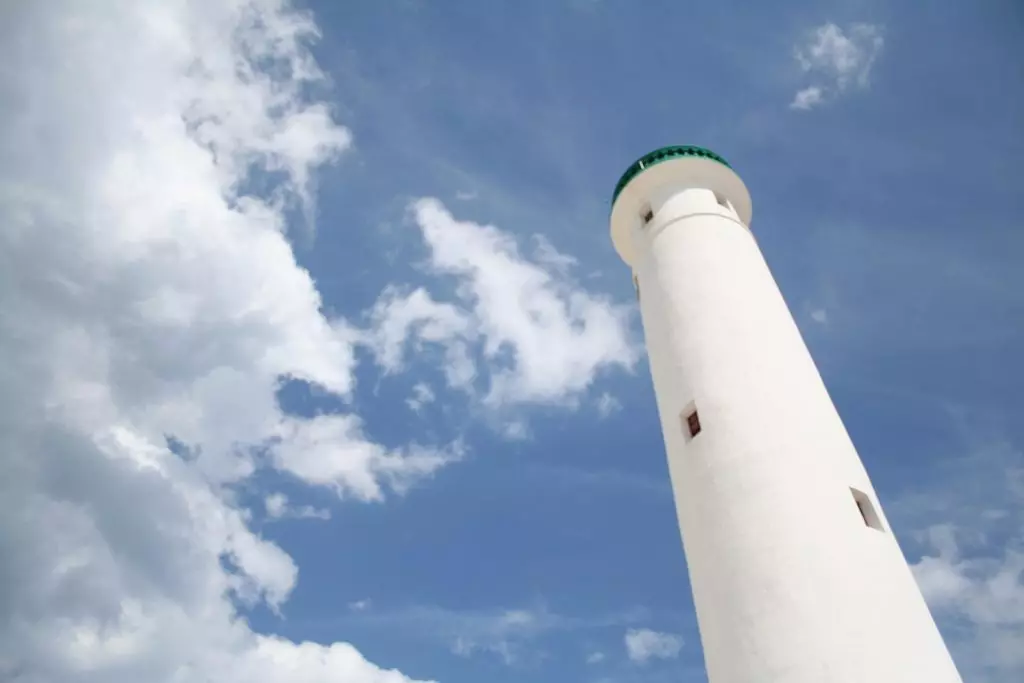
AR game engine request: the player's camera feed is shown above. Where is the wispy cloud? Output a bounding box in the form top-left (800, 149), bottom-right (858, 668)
top-left (449, 609), bottom-right (542, 665)
top-left (327, 603), bottom-right (647, 667)
top-left (790, 23), bottom-right (884, 110)
top-left (406, 382), bottom-right (436, 413)
top-left (596, 392), bottom-right (623, 417)
top-left (624, 628), bottom-right (683, 664)
top-left (272, 415), bottom-right (464, 501)
top-left (503, 419), bottom-right (532, 441)
top-left (348, 599), bottom-right (373, 612)
top-left (809, 308), bottom-right (829, 325)
top-left (264, 493), bottom-right (331, 521)
top-left (791, 86), bottom-right (824, 111)
top-left (890, 421), bottom-right (1024, 682)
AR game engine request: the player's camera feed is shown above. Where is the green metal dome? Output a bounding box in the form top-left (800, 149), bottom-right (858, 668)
top-left (611, 145), bottom-right (732, 206)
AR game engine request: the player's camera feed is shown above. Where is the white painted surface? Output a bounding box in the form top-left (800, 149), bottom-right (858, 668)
top-left (611, 159), bottom-right (962, 682)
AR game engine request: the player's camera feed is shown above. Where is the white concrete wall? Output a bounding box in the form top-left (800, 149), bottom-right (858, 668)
top-left (627, 183), bottom-right (962, 682)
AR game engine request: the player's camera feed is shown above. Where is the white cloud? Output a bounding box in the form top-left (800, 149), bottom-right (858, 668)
top-left (790, 86), bottom-right (825, 111)
top-left (895, 433), bottom-right (1024, 681)
top-left (810, 308), bottom-right (829, 324)
top-left (790, 23), bottom-right (883, 109)
top-left (265, 493), bottom-right (290, 519)
top-left (0, 2), bottom-right (640, 681)
top-left (350, 599), bottom-right (373, 612)
top-left (624, 628), bottom-right (682, 664)
top-left (368, 199), bottom-right (638, 409)
top-left (272, 415), bottom-right (462, 501)
top-left (264, 493), bottom-right (331, 521)
top-left (585, 651), bottom-right (606, 664)
top-left (502, 420), bottom-right (531, 441)
top-left (0, 1), bottom-right (438, 681)
top-left (913, 532), bottom-right (1024, 678)
top-left (595, 392), bottom-right (622, 417)
top-left (407, 382), bottom-right (437, 413)
top-left (367, 287), bottom-right (473, 377)
top-left (532, 234), bottom-right (578, 274)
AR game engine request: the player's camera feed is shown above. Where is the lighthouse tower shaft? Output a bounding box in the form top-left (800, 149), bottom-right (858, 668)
top-left (610, 147), bottom-right (962, 682)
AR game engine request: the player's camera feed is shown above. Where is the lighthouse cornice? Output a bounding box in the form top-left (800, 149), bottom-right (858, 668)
top-left (611, 145), bottom-right (732, 206)
top-left (609, 146), bottom-right (752, 269)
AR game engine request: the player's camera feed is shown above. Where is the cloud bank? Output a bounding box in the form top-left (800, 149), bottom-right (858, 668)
top-left (0, 1), bottom-right (434, 680)
top-left (0, 2), bottom-right (637, 681)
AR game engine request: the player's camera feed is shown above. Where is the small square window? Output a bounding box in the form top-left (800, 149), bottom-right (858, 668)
top-left (640, 204), bottom-right (654, 224)
top-left (851, 488), bottom-right (885, 532)
top-left (683, 409), bottom-right (701, 439)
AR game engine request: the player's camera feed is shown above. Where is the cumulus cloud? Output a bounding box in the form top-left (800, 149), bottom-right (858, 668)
top-left (0, 1), bottom-right (438, 681)
top-left (0, 1), bottom-right (641, 680)
top-left (624, 628), bottom-right (683, 664)
top-left (790, 23), bottom-right (883, 110)
top-left (367, 199), bottom-right (638, 409)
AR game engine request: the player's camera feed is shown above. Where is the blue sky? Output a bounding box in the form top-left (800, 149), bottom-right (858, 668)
top-left (273, 1), bottom-right (1021, 680)
top-left (1, 1), bottom-right (1022, 682)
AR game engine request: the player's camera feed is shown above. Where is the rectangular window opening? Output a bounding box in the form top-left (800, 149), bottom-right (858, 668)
top-left (714, 192), bottom-right (730, 209)
top-left (681, 404), bottom-right (701, 440)
top-left (640, 204), bottom-right (654, 225)
top-left (851, 487), bottom-right (885, 532)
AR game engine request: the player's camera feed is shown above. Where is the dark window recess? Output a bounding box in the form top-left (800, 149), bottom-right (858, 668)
top-left (684, 409), bottom-right (701, 439)
top-left (641, 205), bottom-right (654, 224)
top-left (851, 488), bottom-right (885, 531)
top-left (714, 192), bottom-right (729, 209)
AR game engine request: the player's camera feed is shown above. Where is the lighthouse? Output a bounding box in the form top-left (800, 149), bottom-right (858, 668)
top-left (610, 146), bottom-right (962, 682)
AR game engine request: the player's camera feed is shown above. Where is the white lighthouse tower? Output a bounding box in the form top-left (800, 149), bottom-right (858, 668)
top-left (610, 146), bottom-right (962, 682)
